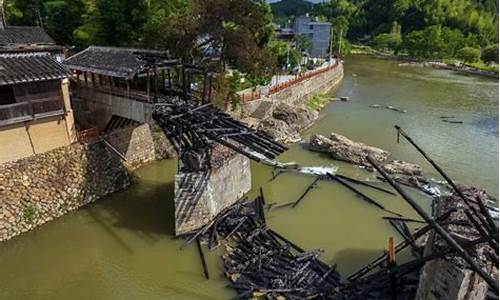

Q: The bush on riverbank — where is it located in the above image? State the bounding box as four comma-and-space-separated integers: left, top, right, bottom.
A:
306, 93, 333, 111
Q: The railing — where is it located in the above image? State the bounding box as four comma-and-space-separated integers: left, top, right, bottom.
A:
237, 61, 340, 103
75, 81, 151, 103
268, 62, 340, 96
76, 127, 101, 144
0, 97, 65, 126
239, 90, 262, 102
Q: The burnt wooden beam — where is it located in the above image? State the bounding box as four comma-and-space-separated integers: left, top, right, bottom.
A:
292, 176, 321, 208
395, 125, 497, 240
368, 155, 498, 292
196, 238, 210, 279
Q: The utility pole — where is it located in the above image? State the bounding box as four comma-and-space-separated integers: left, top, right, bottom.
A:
286, 45, 290, 71
35, 0, 43, 29
329, 24, 333, 62
338, 28, 343, 58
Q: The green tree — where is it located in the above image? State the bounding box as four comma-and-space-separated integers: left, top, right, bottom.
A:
268, 40, 300, 69
294, 34, 312, 53
481, 44, 499, 63
331, 16, 349, 56
456, 46, 481, 62
372, 33, 401, 52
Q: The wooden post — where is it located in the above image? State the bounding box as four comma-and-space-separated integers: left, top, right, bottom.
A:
83, 72, 88, 86
202, 73, 208, 103
388, 237, 397, 300
207, 75, 212, 103
388, 237, 396, 265
146, 70, 151, 102
196, 238, 210, 279
126, 80, 130, 99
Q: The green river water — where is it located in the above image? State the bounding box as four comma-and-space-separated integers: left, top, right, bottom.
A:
1, 55, 498, 300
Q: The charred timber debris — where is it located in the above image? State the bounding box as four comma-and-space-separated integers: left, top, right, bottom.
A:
137, 55, 498, 298
178, 126, 497, 299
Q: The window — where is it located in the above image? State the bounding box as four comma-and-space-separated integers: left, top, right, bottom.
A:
0, 85, 15, 105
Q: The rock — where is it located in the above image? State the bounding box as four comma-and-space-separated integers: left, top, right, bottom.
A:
271, 103, 318, 132
383, 160, 423, 176
370, 104, 381, 108
309, 133, 390, 166
257, 103, 318, 144
258, 118, 301, 143
340, 96, 350, 101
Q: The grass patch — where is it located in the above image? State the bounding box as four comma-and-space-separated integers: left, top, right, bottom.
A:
23, 206, 36, 222
307, 93, 334, 111
466, 61, 498, 73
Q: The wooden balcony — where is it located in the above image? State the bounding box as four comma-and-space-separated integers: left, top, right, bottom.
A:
0, 97, 65, 126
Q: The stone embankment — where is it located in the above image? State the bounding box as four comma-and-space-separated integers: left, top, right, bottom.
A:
0, 142, 130, 241
0, 122, 174, 242
238, 63, 344, 143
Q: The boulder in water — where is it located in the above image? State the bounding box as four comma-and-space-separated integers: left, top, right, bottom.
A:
382, 160, 423, 176
309, 133, 390, 166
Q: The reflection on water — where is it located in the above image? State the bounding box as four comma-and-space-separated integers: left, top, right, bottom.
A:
0, 55, 497, 299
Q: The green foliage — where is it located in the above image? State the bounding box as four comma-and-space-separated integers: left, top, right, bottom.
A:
23, 206, 35, 222
306, 93, 333, 111
270, 0, 312, 17
268, 40, 300, 69
271, 0, 498, 60
481, 44, 499, 63
294, 34, 312, 53
456, 46, 481, 62
372, 33, 401, 52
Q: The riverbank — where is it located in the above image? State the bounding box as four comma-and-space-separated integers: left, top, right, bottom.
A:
350, 44, 499, 78
238, 62, 344, 143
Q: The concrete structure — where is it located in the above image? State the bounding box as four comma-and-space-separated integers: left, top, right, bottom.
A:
0, 53, 75, 164
294, 16, 332, 58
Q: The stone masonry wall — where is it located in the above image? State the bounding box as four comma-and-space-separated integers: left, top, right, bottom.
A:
0, 119, 176, 242
0, 142, 130, 242
174, 151, 252, 235
103, 123, 175, 169
416, 256, 489, 300
241, 63, 344, 118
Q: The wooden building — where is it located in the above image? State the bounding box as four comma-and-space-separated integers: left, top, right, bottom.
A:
0, 4, 64, 59
0, 52, 75, 164
65, 46, 212, 129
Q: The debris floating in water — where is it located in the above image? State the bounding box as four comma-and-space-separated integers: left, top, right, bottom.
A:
386, 105, 407, 113
249, 150, 338, 176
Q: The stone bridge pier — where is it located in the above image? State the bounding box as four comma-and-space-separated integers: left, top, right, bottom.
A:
173, 145, 252, 235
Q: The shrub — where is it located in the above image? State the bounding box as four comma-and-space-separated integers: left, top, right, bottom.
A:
481, 44, 499, 63
456, 47, 481, 63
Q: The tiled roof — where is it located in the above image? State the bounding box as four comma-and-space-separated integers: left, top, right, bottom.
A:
0, 52, 71, 86
0, 26, 55, 46
64, 46, 173, 79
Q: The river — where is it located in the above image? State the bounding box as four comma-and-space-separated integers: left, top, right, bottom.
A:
0, 55, 498, 299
